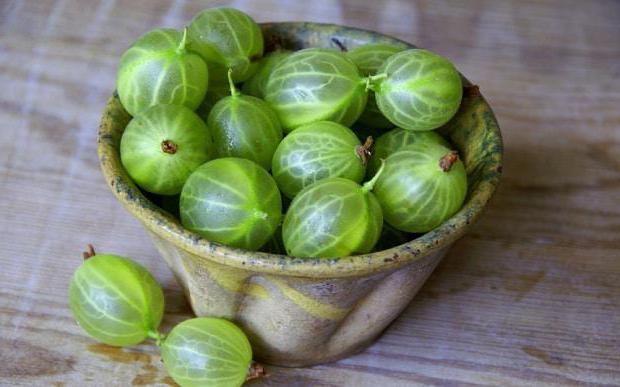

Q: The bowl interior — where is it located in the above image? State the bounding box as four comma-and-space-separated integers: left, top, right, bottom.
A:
97, 22, 503, 278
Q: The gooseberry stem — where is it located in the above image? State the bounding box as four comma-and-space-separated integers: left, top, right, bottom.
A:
161, 139, 178, 154
439, 150, 459, 172
82, 244, 96, 260
147, 330, 166, 346
177, 28, 188, 54
246, 361, 267, 381
364, 72, 388, 91
355, 136, 374, 165
362, 158, 386, 193
227, 68, 239, 97
464, 85, 480, 98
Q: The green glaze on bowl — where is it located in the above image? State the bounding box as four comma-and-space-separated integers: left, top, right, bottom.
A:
98, 22, 502, 367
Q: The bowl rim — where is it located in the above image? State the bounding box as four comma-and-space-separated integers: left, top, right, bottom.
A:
98, 21, 503, 278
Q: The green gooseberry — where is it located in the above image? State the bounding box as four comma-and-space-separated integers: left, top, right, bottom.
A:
180, 157, 282, 250
346, 44, 404, 129
242, 50, 291, 98
372, 49, 463, 131
120, 104, 213, 195
373, 142, 467, 233
347, 44, 404, 76
161, 317, 252, 387
264, 48, 368, 131
207, 70, 283, 170
69, 252, 164, 347
282, 173, 384, 258
367, 127, 450, 176
117, 28, 208, 116
187, 7, 263, 84
271, 121, 369, 199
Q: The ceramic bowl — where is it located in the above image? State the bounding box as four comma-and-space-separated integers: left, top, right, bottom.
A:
97, 22, 503, 367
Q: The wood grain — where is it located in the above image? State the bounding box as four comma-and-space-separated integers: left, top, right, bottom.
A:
1, 0, 619, 385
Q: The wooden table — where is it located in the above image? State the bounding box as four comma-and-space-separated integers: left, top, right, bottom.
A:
1, 0, 619, 385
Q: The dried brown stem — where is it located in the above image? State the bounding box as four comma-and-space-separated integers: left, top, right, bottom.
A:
439, 150, 459, 172
355, 136, 374, 165
464, 85, 480, 98
161, 140, 177, 154
82, 244, 96, 260
246, 361, 268, 381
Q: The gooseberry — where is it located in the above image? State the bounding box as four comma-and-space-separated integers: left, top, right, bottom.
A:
372, 49, 463, 131
117, 28, 208, 116
373, 142, 467, 233
187, 7, 263, 84
367, 127, 449, 176
180, 157, 282, 250
242, 50, 291, 98
346, 44, 404, 128
69, 251, 164, 347
120, 104, 213, 195
271, 121, 369, 199
161, 317, 253, 387
264, 48, 368, 131
282, 173, 384, 258
207, 70, 283, 170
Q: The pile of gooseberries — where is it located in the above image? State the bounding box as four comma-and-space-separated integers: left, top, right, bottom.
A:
117, 6, 469, 260
101, 6, 472, 382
